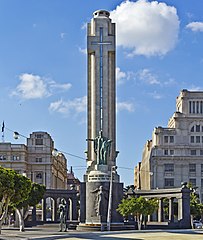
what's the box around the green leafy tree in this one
[0,167,15,233]
[187,182,203,228]
[189,190,203,228]
[117,196,158,230]
[0,167,32,234]
[12,183,46,232]
[117,198,132,218]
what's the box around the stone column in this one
[71,197,78,221]
[80,182,86,223]
[147,215,151,222]
[42,198,46,222]
[158,198,164,222]
[53,198,58,221]
[168,197,174,222]
[67,199,70,221]
[178,187,191,228]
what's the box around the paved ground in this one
[0,227,203,240]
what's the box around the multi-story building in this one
[0,131,67,189]
[135,90,203,201]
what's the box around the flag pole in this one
[1,121,5,142]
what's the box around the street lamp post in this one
[107,166,117,231]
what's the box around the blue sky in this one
[0,0,203,186]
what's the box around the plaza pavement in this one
[0,227,203,240]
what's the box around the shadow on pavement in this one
[31,232,143,240]
[29,234,143,240]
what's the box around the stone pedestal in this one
[79,180,123,230]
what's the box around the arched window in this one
[191,126,194,132]
[36,172,43,179]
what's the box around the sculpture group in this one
[87,130,112,165]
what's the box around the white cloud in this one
[149,91,163,99]
[60,32,67,39]
[49,96,87,115]
[186,22,203,32]
[116,101,135,112]
[12,73,72,100]
[12,73,50,99]
[49,82,72,91]
[110,0,180,57]
[188,86,203,91]
[49,97,134,115]
[79,47,87,55]
[81,22,87,30]
[163,78,177,86]
[137,68,160,85]
[116,67,126,84]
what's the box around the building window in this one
[200,150,203,156]
[197,102,199,114]
[189,178,196,187]
[36,172,43,179]
[170,136,174,143]
[164,136,168,143]
[35,133,44,145]
[196,136,200,143]
[193,101,195,113]
[196,125,200,132]
[0,155,7,160]
[189,101,192,114]
[36,158,42,162]
[201,101,203,114]
[164,149,168,155]
[190,136,195,143]
[191,126,194,132]
[35,138,43,145]
[201,179,203,187]
[164,164,174,172]
[191,150,196,156]
[164,178,174,187]
[170,150,174,155]
[12,155,20,161]
[189,164,196,173]
[35,134,44,138]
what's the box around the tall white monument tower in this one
[79,10,123,230]
[87,10,117,171]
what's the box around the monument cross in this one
[91,27,112,130]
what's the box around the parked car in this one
[193,220,203,229]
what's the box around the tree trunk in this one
[23,207,30,221]
[0,210,8,234]
[16,209,25,232]
[0,197,10,234]
[143,215,147,229]
[190,215,194,229]
[137,214,142,230]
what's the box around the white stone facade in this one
[0,131,67,189]
[135,90,203,201]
